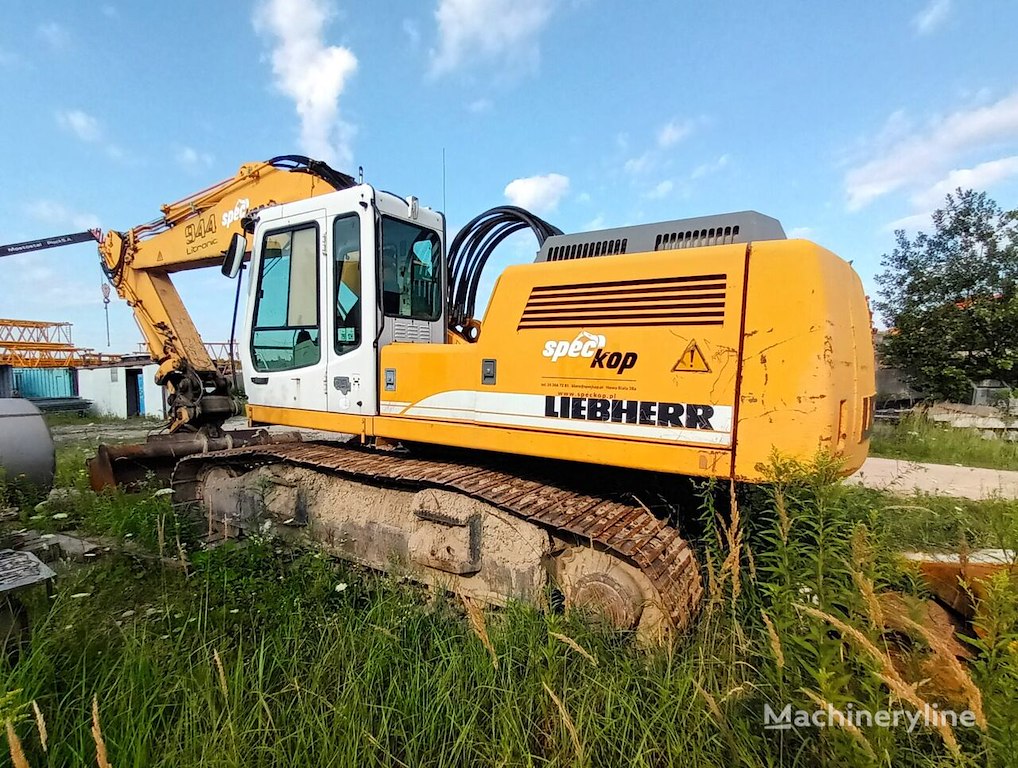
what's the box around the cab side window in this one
[250,224,320,371]
[380,217,442,321]
[333,214,361,355]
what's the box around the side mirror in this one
[221,233,247,278]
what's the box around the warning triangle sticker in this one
[672,340,710,373]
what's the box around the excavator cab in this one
[239,186,446,423]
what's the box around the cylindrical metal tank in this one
[0,400,55,494]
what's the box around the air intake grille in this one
[545,238,628,262]
[655,225,740,250]
[518,274,727,329]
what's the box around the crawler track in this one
[173,441,703,629]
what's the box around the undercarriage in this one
[170,440,704,638]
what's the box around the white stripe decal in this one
[389,390,733,447]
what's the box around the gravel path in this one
[846,457,1018,500]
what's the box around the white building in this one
[77,356,165,419]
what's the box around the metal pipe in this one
[88,429,303,492]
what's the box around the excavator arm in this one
[97,155,355,431]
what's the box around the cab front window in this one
[250,224,320,371]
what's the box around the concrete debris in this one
[928,402,1017,440]
[33,486,82,514]
[4,529,107,563]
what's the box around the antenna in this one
[442,148,447,216]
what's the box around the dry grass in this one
[29,701,45,754]
[542,682,583,765]
[800,688,877,760]
[760,610,784,670]
[5,721,28,768]
[548,632,598,666]
[213,649,229,699]
[460,594,498,669]
[91,695,110,768]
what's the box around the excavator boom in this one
[96,156,355,430]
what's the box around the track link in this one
[173,441,703,629]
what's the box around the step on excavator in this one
[2,155,876,637]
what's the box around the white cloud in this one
[912,155,1018,209]
[37,22,70,50]
[55,109,127,160]
[690,154,730,180]
[24,200,101,231]
[402,18,421,48]
[844,91,1018,210]
[504,173,569,214]
[786,226,814,239]
[645,180,674,199]
[913,0,950,35]
[657,119,693,149]
[56,110,101,143]
[883,211,934,232]
[467,97,493,113]
[430,0,554,76]
[176,146,215,172]
[624,119,698,176]
[254,0,359,168]
[623,152,653,176]
[882,155,1018,232]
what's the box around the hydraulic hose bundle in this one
[447,206,561,339]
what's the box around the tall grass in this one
[0,453,1015,766]
[870,412,1018,471]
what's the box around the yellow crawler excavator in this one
[7,155,876,636]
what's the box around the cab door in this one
[324,205,377,415]
[242,210,329,413]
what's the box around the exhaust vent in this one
[654,225,739,250]
[518,274,727,330]
[536,211,784,263]
[545,238,628,262]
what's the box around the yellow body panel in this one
[252,238,875,483]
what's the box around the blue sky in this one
[2,0,1017,353]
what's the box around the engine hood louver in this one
[518,274,727,330]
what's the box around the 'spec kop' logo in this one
[222,198,250,228]
[542,331,638,375]
[542,331,604,362]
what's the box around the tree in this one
[874,189,1018,402]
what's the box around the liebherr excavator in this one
[13,155,877,635]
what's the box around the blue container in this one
[13,368,75,399]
